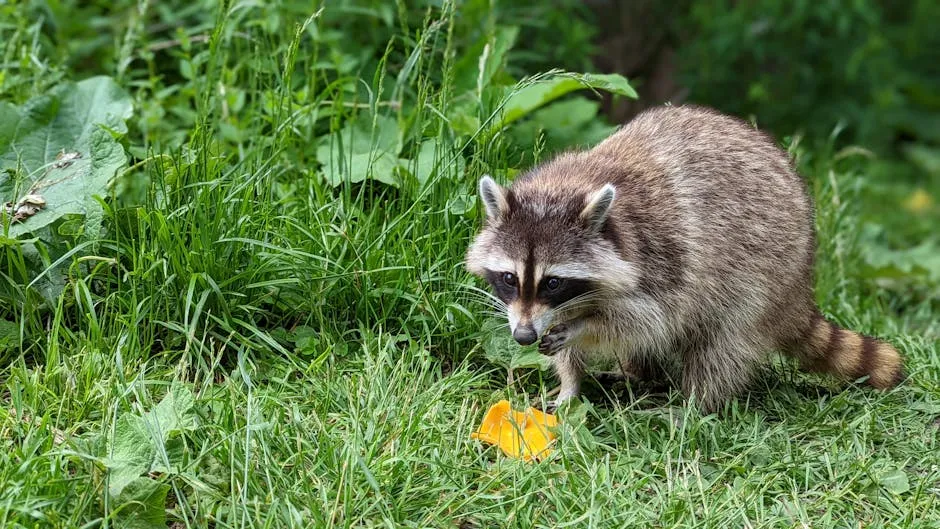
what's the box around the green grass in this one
[1,1,939,528]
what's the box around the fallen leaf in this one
[6,193,47,223]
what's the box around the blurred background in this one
[13,1,938,241]
[587,0,940,260]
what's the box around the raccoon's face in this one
[466,175,638,345]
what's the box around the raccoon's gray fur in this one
[466,105,902,412]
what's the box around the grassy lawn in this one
[1,2,938,528]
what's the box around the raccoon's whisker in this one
[556,293,602,308]
[459,285,506,307]
[460,284,496,296]
[560,288,605,303]
[556,298,603,314]
[463,296,508,313]
[462,284,495,294]
[553,290,607,313]
[463,294,505,308]
[483,300,508,312]
[475,296,508,313]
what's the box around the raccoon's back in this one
[593,105,816,321]
[607,107,811,259]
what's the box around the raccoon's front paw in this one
[542,387,580,412]
[538,324,570,355]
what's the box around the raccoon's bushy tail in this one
[797,312,904,389]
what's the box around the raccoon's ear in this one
[580,183,616,232]
[478,175,509,220]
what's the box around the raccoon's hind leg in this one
[680,333,762,413]
[621,354,673,386]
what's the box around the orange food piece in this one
[471,400,558,461]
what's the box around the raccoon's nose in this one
[513,324,538,346]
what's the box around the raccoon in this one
[466,105,903,412]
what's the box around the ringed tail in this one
[801,312,904,388]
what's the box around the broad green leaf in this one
[320,151,402,187]
[0,76,133,239]
[107,415,155,497]
[862,240,940,283]
[480,318,519,370]
[447,194,476,216]
[316,114,402,187]
[511,97,617,154]
[106,384,197,497]
[0,318,16,349]
[19,237,69,303]
[179,59,195,80]
[316,114,400,158]
[0,318,17,361]
[909,401,940,414]
[293,326,320,351]
[492,73,637,132]
[407,140,438,188]
[150,436,186,475]
[510,349,553,371]
[479,318,550,372]
[147,383,196,436]
[879,468,910,495]
[400,140,466,191]
[112,477,170,529]
[746,446,773,466]
[526,97,601,130]
[150,383,196,423]
[556,398,597,454]
[447,99,481,136]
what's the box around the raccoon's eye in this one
[545,277,563,291]
[501,272,518,287]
